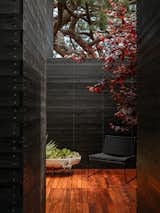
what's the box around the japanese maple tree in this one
[56,0,137,133]
[88,1,136,132]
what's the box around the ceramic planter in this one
[46,156,81,169]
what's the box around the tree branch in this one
[85,3,94,40]
[54,44,69,57]
[61,29,96,57]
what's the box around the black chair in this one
[88,135,136,183]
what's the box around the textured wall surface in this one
[0,1,23,212]
[0,0,52,212]
[23,0,52,212]
[137,0,160,212]
[47,59,116,168]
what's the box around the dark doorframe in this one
[0,1,52,212]
[137,0,160,212]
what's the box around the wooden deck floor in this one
[46,169,137,213]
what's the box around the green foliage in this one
[98,12,108,31]
[46,140,81,159]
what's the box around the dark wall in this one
[0,1,23,212]
[0,1,52,212]
[47,59,116,167]
[137,0,160,212]
[23,0,52,212]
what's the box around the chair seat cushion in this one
[89,153,133,163]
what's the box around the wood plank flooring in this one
[46,169,137,213]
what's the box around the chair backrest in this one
[102,135,136,156]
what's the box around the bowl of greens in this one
[46,140,81,169]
